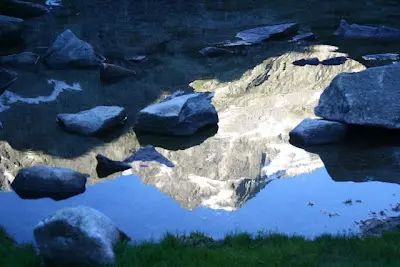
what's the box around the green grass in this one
[2,227,400,267]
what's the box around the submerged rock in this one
[291,32,316,42]
[321,56,347,66]
[0,69,17,92]
[199,46,234,57]
[289,118,347,146]
[96,154,131,178]
[334,19,400,39]
[236,22,298,42]
[135,91,218,136]
[100,63,136,84]
[0,15,24,47]
[43,29,105,69]
[57,106,127,136]
[0,52,39,68]
[292,58,319,66]
[315,64,400,129]
[34,206,126,267]
[362,53,400,61]
[11,166,88,200]
[2,0,49,19]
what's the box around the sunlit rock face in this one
[124,45,366,211]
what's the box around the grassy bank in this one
[1,228,400,267]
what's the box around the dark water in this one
[1,168,399,244]
[1,0,400,243]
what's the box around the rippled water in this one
[1,0,400,243]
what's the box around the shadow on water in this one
[293,126,400,184]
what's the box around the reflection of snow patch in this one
[45,0,62,6]
[202,189,235,211]
[0,80,81,112]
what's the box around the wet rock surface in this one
[315,64,400,129]
[34,206,125,266]
[42,29,105,69]
[57,106,127,136]
[11,166,88,200]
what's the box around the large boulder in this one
[2,0,49,19]
[0,69,17,92]
[0,15,24,47]
[34,206,126,267]
[11,166,88,200]
[236,22,298,42]
[135,91,219,136]
[42,29,105,69]
[57,106,127,136]
[315,64,400,129]
[334,19,400,39]
[289,118,347,146]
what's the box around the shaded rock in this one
[135,91,218,136]
[362,53,399,61]
[236,22,298,42]
[57,106,127,136]
[292,57,319,66]
[100,63,136,84]
[291,32,316,42]
[0,52,39,68]
[124,145,174,167]
[0,15,24,47]
[96,154,131,178]
[34,206,126,267]
[334,19,400,39]
[360,216,400,236]
[321,56,347,66]
[43,29,105,69]
[199,46,234,57]
[289,118,347,146]
[315,64,400,129]
[126,55,147,62]
[0,69,17,92]
[11,166,88,200]
[2,0,49,19]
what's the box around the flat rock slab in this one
[34,206,126,267]
[289,118,347,146]
[315,64,400,129]
[43,29,105,69]
[0,15,24,46]
[135,91,218,136]
[291,32,316,42]
[2,0,49,19]
[57,106,127,136]
[0,52,39,68]
[199,46,234,57]
[236,22,298,42]
[0,69,17,92]
[11,166,88,200]
[334,19,400,39]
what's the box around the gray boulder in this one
[236,22,298,42]
[289,118,347,146]
[11,166,88,200]
[334,19,400,39]
[43,29,105,69]
[0,69,17,92]
[199,46,234,57]
[315,64,400,129]
[0,52,39,68]
[0,15,24,46]
[57,106,127,136]
[2,0,49,19]
[135,91,219,135]
[34,206,126,267]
